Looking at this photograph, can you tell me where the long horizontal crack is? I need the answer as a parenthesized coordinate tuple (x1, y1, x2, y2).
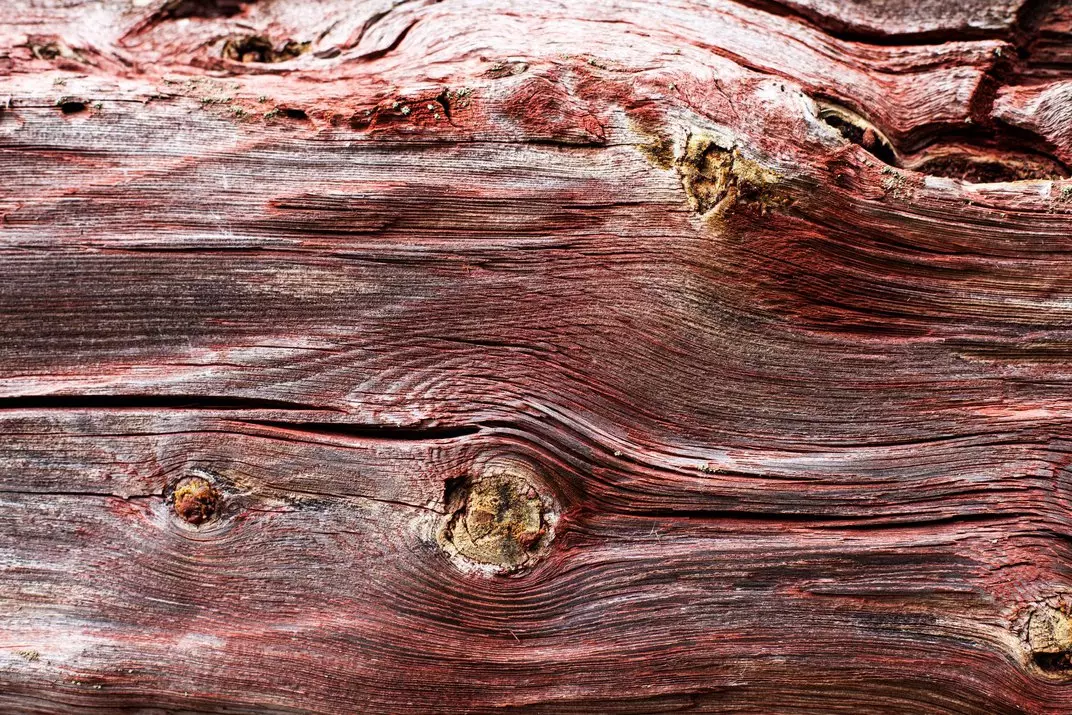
(0, 394, 335, 412)
(240, 419, 483, 443)
(0, 488, 159, 500)
(0, 485, 440, 515)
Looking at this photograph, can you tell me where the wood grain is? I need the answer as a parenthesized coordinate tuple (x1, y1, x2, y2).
(2, 0, 1072, 712)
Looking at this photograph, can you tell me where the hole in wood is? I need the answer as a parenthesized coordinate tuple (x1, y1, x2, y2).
(221, 35, 309, 64)
(170, 475, 220, 526)
(29, 40, 62, 60)
(162, 0, 247, 20)
(439, 457, 556, 575)
(902, 144, 1069, 183)
(816, 101, 898, 166)
(58, 101, 86, 115)
(816, 97, 1070, 183)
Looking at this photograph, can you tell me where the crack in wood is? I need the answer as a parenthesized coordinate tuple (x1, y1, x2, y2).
(0, 395, 334, 412)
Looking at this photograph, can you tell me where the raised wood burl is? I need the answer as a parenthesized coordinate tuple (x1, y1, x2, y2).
(2, 0, 1072, 713)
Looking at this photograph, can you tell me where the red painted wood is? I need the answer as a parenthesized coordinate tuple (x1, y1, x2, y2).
(2, 0, 1072, 712)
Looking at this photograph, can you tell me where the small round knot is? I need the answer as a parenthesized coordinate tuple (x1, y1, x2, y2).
(171, 476, 220, 526)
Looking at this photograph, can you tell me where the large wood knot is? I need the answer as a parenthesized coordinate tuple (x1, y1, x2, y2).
(439, 456, 557, 575)
(1027, 601, 1072, 673)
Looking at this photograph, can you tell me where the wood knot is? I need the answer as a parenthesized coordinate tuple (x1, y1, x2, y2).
(1027, 602, 1072, 673)
(171, 475, 220, 526)
(674, 129, 787, 216)
(439, 457, 556, 575)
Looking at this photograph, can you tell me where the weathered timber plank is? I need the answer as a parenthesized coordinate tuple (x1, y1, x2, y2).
(0, 412, 1070, 713)
(2, 0, 1072, 712)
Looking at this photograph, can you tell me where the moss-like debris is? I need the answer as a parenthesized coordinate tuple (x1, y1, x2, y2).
(172, 476, 219, 525)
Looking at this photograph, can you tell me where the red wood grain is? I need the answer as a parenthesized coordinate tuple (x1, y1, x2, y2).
(2, 0, 1072, 712)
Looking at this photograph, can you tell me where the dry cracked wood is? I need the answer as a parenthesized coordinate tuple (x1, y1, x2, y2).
(2, 0, 1072, 712)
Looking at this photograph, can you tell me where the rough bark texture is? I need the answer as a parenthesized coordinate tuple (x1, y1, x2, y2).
(2, 0, 1072, 713)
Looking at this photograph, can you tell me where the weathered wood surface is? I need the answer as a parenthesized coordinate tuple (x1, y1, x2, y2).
(3, 0, 1072, 712)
